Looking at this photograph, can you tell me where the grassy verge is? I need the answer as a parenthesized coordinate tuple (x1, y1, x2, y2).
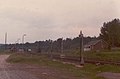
(83, 51, 120, 61)
(0, 52, 12, 55)
(7, 53, 120, 79)
(63, 50, 120, 62)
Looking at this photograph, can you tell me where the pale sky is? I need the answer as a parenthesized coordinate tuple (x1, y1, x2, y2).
(0, 0, 120, 43)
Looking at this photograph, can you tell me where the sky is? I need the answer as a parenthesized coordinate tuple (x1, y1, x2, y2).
(0, 0, 120, 44)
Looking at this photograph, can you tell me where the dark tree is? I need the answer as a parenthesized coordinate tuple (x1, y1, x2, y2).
(100, 19, 120, 49)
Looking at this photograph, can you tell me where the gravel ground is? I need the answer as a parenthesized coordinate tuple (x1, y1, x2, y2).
(2, 54, 120, 79)
(98, 72, 120, 79)
(0, 55, 39, 79)
(9, 64, 81, 79)
(0, 55, 81, 79)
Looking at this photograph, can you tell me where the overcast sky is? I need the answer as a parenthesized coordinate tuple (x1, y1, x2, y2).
(0, 0, 120, 43)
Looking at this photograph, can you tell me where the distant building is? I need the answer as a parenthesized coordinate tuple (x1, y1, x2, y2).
(84, 40, 107, 52)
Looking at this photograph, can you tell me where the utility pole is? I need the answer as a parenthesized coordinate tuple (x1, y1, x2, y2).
(60, 37, 65, 59)
(50, 40, 53, 59)
(61, 37, 63, 54)
(79, 31, 84, 65)
(4, 32, 7, 51)
(22, 34, 26, 52)
(15, 38, 20, 52)
(22, 34, 26, 44)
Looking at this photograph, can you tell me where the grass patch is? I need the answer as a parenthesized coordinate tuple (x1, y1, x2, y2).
(55, 50, 120, 62)
(7, 53, 120, 79)
(0, 52, 11, 55)
(83, 51, 120, 61)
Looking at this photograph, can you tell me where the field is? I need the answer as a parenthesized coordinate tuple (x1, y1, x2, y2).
(6, 52, 120, 79)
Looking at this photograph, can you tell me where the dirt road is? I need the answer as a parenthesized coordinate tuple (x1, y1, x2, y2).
(98, 72, 120, 79)
(0, 55, 39, 79)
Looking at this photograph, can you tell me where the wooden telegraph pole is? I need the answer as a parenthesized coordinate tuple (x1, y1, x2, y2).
(5, 32, 7, 51)
(61, 37, 63, 54)
(50, 40, 53, 59)
(22, 34, 26, 52)
(79, 31, 84, 65)
(60, 37, 64, 59)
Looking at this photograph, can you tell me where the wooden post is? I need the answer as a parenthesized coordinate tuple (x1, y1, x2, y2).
(79, 31, 84, 65)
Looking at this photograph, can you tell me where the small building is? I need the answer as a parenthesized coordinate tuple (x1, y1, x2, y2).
(84, 40, 107, 52)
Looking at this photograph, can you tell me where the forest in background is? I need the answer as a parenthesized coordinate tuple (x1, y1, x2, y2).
(0, 36, 98, 53)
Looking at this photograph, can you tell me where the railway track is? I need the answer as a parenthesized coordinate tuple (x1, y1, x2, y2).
(49, 54, 120, 65)
(36, 53, 120, 65)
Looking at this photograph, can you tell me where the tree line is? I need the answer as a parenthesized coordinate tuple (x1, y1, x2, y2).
(1, 18, 120, 52)
(1, 36, 97, 53)
(100, 18, 120, 49)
